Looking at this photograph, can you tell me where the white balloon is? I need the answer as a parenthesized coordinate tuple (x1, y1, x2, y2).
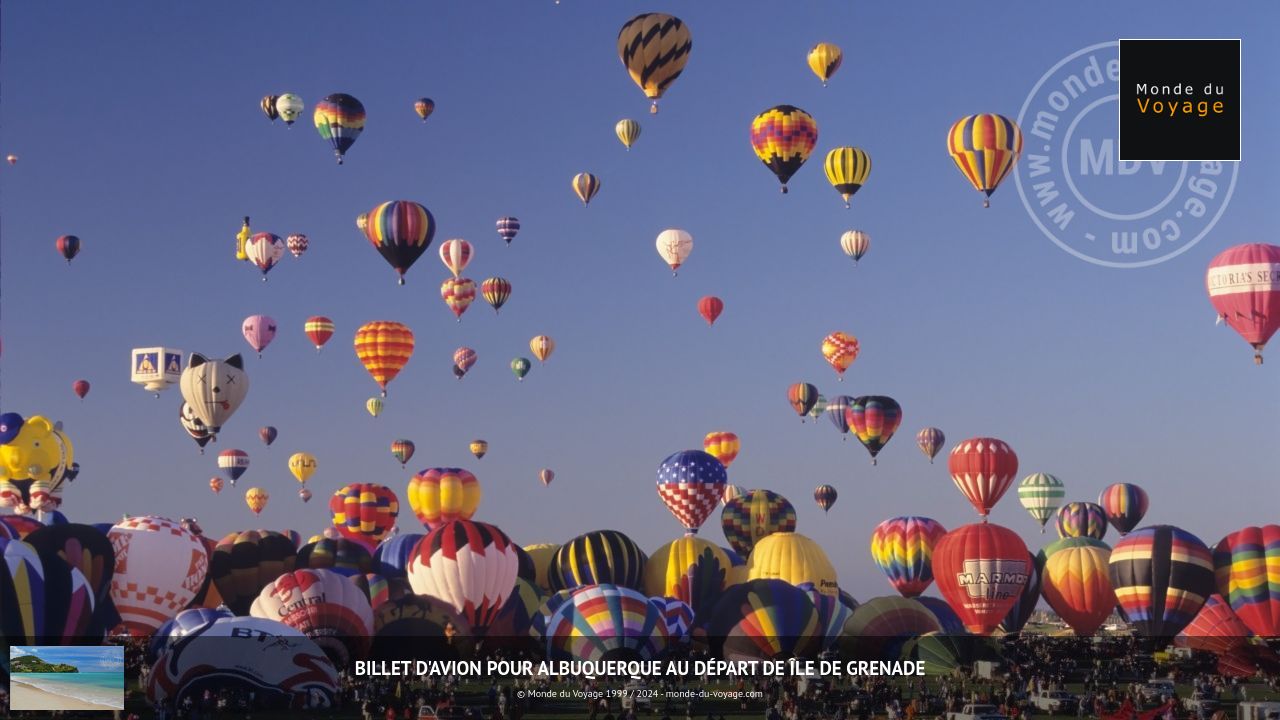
(179, 353, 250, 436)
(656, 228, 693, 274)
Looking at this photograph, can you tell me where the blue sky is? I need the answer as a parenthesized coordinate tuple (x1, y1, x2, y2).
(11, 646, 123, 672)
(1, 2, 1277, 601)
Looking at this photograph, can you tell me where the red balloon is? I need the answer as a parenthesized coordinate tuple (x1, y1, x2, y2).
(72, 379, 90, 399)
(947, 437, 1018, 517)
(697, 296, 724, 326)
(932, 522, 1030, 635)
(1206, 243, 1280, 364)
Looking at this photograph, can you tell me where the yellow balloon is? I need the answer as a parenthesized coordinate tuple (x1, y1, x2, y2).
(406, 468, 482, 530)
(644, 536, 730, 600)
(245, 487, 269, 515)
(746, 532, 839, 596)
(617, 13, 692, 113)
(469, 439, 488, 459)
(288, 452, 317, 484)
(522, 542, 561, 592)
(615, 119, 641, 150)
(366, 397, 384, 417)
(530, 335, 555, 363)
(807, 42, 843, 86)
(235, 216, 251, 261)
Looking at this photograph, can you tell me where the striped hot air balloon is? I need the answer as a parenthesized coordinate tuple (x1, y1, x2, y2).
(616, 13, 691, 114)
(406, 468, 481, 531)
(656, 450, 727, 536)
(440, 278, 476, 320)
(702, 431, 739, 468)
(787, 382, 819, 421)
(571, 173, 601, 206)
(916, 427, 945, 463)
(1213, 525, 1280, 638)
(869, 516, 947, 597)
(481, 277, 512, 313)
(390, 439, 415, 468)
(823, 147, 871, 208)
(313, 93, 365, 164)
(329, 483, 399, 552)
(353, 321, 414, 396)
(947, 113, 1023, 207)
(1109, 525, 1215, 637)
(495, 217, 520, 245)
(1017, 473, 1065, 532)
(304, 316, 334, 351)
(846, 395, 901, 465)
(750, 105, 818, 193)
(1056, 502, 1108, 541)
(363, 200, 435, 285)
(948, 437, 1018, 518)
(1098, 483, 1149, 535)
(720, 489, 796, 558)
(813, 484, 838, 513)
(548, 529, 647, 592)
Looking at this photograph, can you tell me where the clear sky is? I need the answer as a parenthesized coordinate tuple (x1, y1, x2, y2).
(11, 646, 124, 672)
(1, 2, 1277, 601)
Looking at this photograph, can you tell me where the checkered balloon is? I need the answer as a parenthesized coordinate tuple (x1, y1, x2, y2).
(656, 450, 727, 535)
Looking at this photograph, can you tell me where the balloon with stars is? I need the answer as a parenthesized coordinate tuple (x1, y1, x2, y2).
(655, 450, 727, 536)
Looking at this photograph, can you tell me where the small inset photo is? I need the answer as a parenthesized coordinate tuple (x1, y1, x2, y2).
(9, 646, 125, 711)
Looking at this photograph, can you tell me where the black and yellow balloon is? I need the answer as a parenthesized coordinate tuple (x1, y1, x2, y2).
(824, 147, 871, 208)
(548, 529, 647, 592)
(807, 43, 843, 86)
(617, 13, 691, 114)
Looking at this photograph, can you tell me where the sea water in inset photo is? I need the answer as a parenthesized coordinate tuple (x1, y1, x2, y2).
(9, 646, 125, 710)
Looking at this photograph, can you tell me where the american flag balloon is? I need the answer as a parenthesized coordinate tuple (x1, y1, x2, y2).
(655, 450, 727, 535)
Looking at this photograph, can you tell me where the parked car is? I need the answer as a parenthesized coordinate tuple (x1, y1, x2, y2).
(1031, 691, 1078, 714)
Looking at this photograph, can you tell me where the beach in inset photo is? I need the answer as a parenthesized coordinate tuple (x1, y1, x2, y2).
(9, 646, 124, 711)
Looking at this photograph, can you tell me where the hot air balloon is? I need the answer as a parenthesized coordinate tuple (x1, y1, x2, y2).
(807, 42, 842, 86)
(840, 230, 870, 264)
(180, 353, 249, 437)
(542, 583, 669, 661)
(438, 238, 473, 278)
(787, 382, 819, 421)
(948, 437, 1019, 518)
(302, 316, 334, 352)
(329, 483, 400, 551)
(511, 357, 531, 381)
(244, 232, 285, 280)
(644, 536, 730, 617)
(869, 516, 947, 598)
(824, 147, 871, 208)
(839, 597, 942, 661)
(108, 516, 208, 635)
(298, 487, 312, 503)
(496, 216, 520, 245)
(55, 235, 80, 264)
(529, 335, 555, 364)
(1017, 473, 1065, 532)
(259, 426, 277, 446)
(702, 431, 739, 468)
(932, 522, 1030, 635)
(820, 332, 859, 380)
(481, 277, 512, 313)
(209, 477, 222, 494)
(245, 487, 269, 515)
(148, 607, 236, 664)
(285, 233, 308, 258)
(179, 402, 212, 453)
(363, 200, 435, 285)
(947, 114, 1023, 207)
(313, 93, 365, 164)
(1056, 502, 1108, 540)
(617, 13, 691, 114)
(288, 452, 316, 484)
(6, 154, 17, 165)
(406, 520, 519, 631)
(354, 321, 414, 396)
(750, 105, 818, 193)
(261, 94, 279, 121)
(296, 537, 372, 578)
(1110, 525, 1215, 637)
(549, 530, 647, 592)
(406, 468, 481, 531)
(656, 450, 727, 536)
(249, 568, 373, 665)
(571, 173, 600, 206)
(440, 277, 476, 320)
(241, 315, 277, 358)
(656, 228, 693, 275)
(1179, 594, 1255, 655)
(218, 449, 250, 483)
(72, 380, 90, 400)
(469, 440, 488, 459)
(366, 397, 383, 418)
(824, 395, 852, 437)
(208, 529, 298, 615)
(356, 213, 368, 231)
(916, 427, 945, 463)
(1205, 244, 1280, 363)
(276, 93, 303, 125)
(847, 395, 901, 465)
(697, 296, 723, 326)
(390, 439, 415, 468)
(23, 522, 121, 636)
(720, 489, 797, 558)
(1039, 537, 1116, 636)
(998, 551, 1044, 634)
(0, 537, 98, 642)
(1097, 483, 1149, 536)
(616, 118, 641, 149)
(414, 97, 435, 121)
(813, 485, 838, 513)
(452, 347, 477, 379)
(807, 395, 826, 421)
(538, 468, 554, 487)
(1213, 525, 1280, 638)
(702, 579, 821, 661)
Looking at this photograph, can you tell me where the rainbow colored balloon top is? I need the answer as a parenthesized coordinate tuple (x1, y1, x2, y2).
(313, 93, 366, 164)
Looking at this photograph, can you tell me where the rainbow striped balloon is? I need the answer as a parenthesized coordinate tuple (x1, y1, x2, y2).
(1213, 525, 1280, 638)
(869, 516, 947, 598)
(1109, 525, 1214, 637)
(1098, 483, 1149, 536)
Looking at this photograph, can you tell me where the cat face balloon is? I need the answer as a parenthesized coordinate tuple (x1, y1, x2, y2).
(179, 353, 249, 436)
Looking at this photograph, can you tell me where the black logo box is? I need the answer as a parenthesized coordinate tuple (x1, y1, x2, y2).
(1118, 39, 1240, 162)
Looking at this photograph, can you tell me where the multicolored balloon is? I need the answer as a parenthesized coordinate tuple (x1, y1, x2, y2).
(304, 316, 334, 351)
(481, 277, 512, 313)
(572, 173, 601, 206)
(543, 583, 669, 661)
(787, 382, 819, 420)
(313, 93, 365, 164)
(824, 147, 871, 208)
(1017, 473, 1065, 532)
(1039, 537, 1116, 636)
(720, 489, 797, 558)
(869, 516, 946, 598)
(1212, 525, 1280, 638)
(390, 439, 415, 468)
(365, 397, 384, 418)
(56, 235, 81, 264)
(363, 200, 435, 285)
(616, 119, 641, 149)
(656, 450, 727, 535)
(414, 97, 435, 122)
(261, 95, 278, 121)
(1098, 483, 1149, 536)
(948, 437, 1018, 517)
(702, 431, 739, 468)
(1056, 501, 1108, 540)
(530, 335, 555, 363)
(244, 232, 285, 280)
(209, 476, 223, 494)
(469, 440, 488, 459)
(440, 277, 476, 320)
(813, 484, 837, 513)
(1205, 244, 1280, 363)
(496, 217, 520, 245)
(549, 529, 647, 592)
(703, 579, 820, 661)
(847, 396, 902, 465)
(329, 483, 399, 551)
(643, 536, 730, 617)
(438, 238, 473, 278)
(807, 42, 842, 86)
(407, 468, 481, 531)
(916, 427, 945, 463)
(947, 113, 1023, 207)
(820, 332, 859, 380)
(1109, 525, 1215, 637)
(218, 449, 250, 483)
(453, 347, 477, 378)
(259, 426, 277, 446)
(617, 13, 691, 114)
(750, 105, 818, 193)
(354, 321, 414, 396)
(932, 522, 1030, 635)
(249, 568, 373, 665)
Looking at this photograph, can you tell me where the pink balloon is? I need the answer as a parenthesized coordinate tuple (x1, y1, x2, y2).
(242, 315, 278, 356)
